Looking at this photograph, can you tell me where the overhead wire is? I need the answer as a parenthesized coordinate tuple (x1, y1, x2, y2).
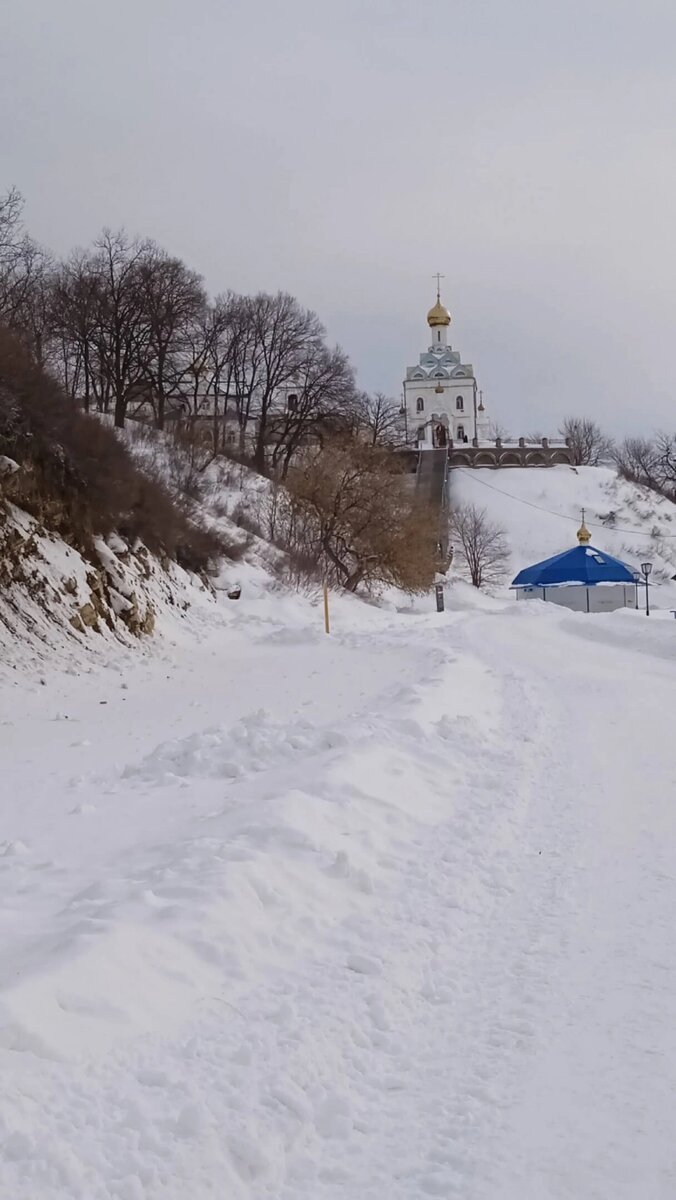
(452, 468, 676, 539)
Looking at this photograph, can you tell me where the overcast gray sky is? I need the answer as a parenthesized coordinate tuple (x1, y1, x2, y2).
(2, 0, 675, 435)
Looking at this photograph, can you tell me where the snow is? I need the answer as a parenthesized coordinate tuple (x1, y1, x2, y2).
(3, 464, 676, 1196)
(0, 455, 20, 476)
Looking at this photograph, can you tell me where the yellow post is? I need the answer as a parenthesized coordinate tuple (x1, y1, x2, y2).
(323, 580, 330, 635)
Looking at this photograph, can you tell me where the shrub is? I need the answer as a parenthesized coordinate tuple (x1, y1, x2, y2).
(273, 438, 440, 593)
(0, 328, 223, 572)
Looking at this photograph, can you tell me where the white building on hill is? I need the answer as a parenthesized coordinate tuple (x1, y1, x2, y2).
(403, 284, 573, 468)
(403, 285, 491, 449)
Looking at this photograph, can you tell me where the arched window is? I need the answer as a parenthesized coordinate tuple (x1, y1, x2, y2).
(457, 424, 465, 441)
(417, 425, 426, 441)
(456, 396, 464, 411)
(416, 397, 424, 413)
(287, 393, 298, 412)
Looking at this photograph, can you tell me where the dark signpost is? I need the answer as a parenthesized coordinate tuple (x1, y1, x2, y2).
(435, 582, 445, 612)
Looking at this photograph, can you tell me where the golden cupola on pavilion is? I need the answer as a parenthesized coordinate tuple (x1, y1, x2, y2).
(576, 510, 592, 545)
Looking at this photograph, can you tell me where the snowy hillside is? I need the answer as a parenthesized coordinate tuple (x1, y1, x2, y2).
(451, 464, 676, 605)
(0, 502, 221, 673)
(0, 431, 279, 673)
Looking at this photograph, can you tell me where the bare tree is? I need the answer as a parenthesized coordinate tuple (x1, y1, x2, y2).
(137, 245, 206, 430)
(221, 293, 265, 456)
(269, 343, 357, 478)
(95, 230, 157, 427)
(487, 420, 510, 441)
(166, 307, 224, 457)
(653, 431, 676, 500)
(0, 188, 56, 358)
(612, 435, 661, 490)
(0, 188, 38, 324)
(219, 291, 325, 469)
(613, 431, 676, 501)
(202, 295, 237, 454)
(559, 416, 613, 465)
(51, 250, 107, 412)
(451, 503, 509, 588)
(354, 391, 405, 447)
(11, 248, 56, 369)
(250, 293, 324, 471)
(4, 198, 372, 479)
(53, 232, 152, 425)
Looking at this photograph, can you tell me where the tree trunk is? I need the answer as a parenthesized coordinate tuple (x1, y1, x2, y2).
(344, 567, 365, 592)
(83, 342, 90, 414)
(155, 390, 165, 431)
(253, 428, 266, 473)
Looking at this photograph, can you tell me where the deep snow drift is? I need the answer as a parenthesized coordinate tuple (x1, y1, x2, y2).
(3, 557, 676, 1198)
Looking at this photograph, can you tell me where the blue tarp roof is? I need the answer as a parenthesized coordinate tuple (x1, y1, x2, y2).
(512, 545, 637, 589)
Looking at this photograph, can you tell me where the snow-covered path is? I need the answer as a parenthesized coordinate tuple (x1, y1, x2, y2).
(2, 595, 676, 1198)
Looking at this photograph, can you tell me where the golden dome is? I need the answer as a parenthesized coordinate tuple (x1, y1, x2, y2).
(427, 297, 451, 327)
(577, 509, 591, 545)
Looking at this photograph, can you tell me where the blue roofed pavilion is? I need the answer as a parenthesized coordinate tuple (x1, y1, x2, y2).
(511, 513, 638, 613)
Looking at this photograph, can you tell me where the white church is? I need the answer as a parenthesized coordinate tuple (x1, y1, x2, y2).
(402, 282, 572, 468)
(403, 282, 491, 449)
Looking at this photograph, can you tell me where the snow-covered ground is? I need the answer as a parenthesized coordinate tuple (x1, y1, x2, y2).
(3, 553, 676, 1198)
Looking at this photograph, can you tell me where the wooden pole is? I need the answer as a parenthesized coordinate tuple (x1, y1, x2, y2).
(323, 580, 330, 635)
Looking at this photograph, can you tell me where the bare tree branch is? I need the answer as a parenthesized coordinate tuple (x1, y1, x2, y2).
(451, 503, 509, 588)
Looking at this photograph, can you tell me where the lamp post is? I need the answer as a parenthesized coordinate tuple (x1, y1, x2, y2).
(640, 561, 653, 616)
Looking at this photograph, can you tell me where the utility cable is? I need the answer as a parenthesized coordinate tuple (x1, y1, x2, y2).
(452, 468, 676, 539)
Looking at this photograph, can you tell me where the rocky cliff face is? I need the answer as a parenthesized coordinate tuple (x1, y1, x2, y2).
(0, 499, 214, 669)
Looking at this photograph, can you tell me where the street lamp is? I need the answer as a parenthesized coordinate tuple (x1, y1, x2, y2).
(640, 561, 653, 616)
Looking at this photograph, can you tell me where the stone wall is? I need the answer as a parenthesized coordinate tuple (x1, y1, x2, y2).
(448, 437, 573, 468)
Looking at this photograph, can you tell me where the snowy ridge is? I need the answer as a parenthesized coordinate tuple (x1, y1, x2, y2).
(123, 710, 349, 784)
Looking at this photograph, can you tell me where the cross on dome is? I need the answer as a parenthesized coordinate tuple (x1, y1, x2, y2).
(427, 274, 451, 328)
(577, 509, 592, 545)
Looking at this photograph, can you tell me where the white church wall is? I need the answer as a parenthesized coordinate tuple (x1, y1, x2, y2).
(404, 378, 478, 445)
